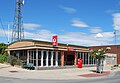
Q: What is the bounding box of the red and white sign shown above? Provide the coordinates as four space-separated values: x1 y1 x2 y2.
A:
52 35 58 46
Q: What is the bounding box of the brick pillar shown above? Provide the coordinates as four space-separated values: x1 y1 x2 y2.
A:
61 51 64 66
74 52 77 66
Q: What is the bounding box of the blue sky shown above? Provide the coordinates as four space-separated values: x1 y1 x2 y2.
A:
0 0 120 46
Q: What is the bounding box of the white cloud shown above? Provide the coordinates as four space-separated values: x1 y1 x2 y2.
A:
24 30 55 41
59 32 96 45
59 5 76 14
0 28 12 43
24 30 96 46
93 32 114 45
95 33 103 38
95 32 114 41
0 29 11 38
113 13 120 31
59 31 114 46
0 29 6 37
0 27 116 46
23 23 41 30
90 27 102 33
71 19 89 28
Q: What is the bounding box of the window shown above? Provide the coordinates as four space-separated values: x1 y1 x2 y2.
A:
48 51 51 66
53 51 56 66
43 51 46 66
38 50 41 66
29 50 36 66
58 51 61 65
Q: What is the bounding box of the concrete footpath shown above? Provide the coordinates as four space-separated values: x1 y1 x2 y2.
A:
0 63 119 80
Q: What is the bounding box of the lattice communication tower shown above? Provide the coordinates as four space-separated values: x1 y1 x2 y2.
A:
12 0 24 42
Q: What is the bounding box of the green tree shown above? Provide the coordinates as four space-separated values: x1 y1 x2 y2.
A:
0 43 8 63
0 43 8 55
91 47 111 73
0 54 7 63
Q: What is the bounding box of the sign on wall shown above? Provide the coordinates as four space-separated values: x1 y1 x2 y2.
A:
52 35 58 46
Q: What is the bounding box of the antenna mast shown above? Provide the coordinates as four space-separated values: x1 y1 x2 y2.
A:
114 30 117 44
12 0 24 42
8 24 10 44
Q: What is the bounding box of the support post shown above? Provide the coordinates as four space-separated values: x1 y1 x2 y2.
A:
82 52 84 65
46 51 48 67
36 49 38 69
51 51 53 66
88 52 90 65
41 50 43 67
61 51 64 66
55 51 58 66
27 50 29 64
74 52 77 66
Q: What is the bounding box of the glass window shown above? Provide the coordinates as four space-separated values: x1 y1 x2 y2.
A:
85 53 88 64
58 51 61 65
38 50 41 66
34 60 36 66
53 51 56 66
80 52 83 59
38 51 41 59
48 51 51 66
43 51 46 66
34 51 36 59
82 52 84 64
28 50 36 66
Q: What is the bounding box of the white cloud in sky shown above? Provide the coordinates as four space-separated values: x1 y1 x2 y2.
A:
23 29 115 46
24 30 55 41
71 19 89 28
0 28 12 43
95 33 103 38
0 24 115 46
23 23 41 30
0 28 12 38
90 27 102 33
113 13 120 31
59 32 97 45
94 32 114 45
60 31 115 46
59 5 76 14
102 32 114 42
0 29 7 37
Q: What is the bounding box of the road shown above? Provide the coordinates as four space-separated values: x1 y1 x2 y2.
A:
0 71 120 83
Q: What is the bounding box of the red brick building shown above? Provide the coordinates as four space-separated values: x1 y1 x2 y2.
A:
7 39 96 69
7 39 120 69
89 45 120 64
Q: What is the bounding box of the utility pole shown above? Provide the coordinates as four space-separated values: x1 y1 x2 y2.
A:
12 0 24 42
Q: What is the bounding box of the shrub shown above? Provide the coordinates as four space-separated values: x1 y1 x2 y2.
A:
16 59 22 66
6 55 17 66
0 54 7 63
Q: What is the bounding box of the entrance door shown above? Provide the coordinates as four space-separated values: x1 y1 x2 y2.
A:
64 52 74 65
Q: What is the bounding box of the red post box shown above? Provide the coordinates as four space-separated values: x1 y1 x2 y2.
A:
78 58 82 68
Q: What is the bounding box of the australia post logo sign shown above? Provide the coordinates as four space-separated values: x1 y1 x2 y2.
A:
52 35 58 46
